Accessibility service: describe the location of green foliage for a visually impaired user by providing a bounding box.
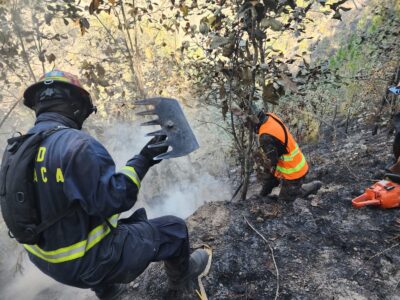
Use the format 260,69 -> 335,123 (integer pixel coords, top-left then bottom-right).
367,15 -> 383,34
280,0 -> 400,142
328,34 -> 368,75
177,0 -> 353,199
2,0 -> 396,201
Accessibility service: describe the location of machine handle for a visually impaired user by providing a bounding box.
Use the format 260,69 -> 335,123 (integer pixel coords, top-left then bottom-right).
385,173 -> 400,184
352,194 -> 380,208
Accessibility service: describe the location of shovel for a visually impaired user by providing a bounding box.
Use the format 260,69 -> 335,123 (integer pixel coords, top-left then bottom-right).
135,97 -> 199,160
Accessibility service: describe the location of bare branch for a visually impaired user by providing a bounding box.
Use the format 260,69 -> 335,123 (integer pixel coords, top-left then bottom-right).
367,243 -> 400,261
0,98 -> 22,130
11,4 -> 37,82
244,216 -> 280,300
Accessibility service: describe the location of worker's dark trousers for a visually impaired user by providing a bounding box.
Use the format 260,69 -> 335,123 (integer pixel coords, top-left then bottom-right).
260,175 -> 304,201
279,178 -> 304,201
91,213 -> 190,297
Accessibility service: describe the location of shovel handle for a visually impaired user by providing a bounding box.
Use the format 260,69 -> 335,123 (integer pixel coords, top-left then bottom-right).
352,194 -> 380,208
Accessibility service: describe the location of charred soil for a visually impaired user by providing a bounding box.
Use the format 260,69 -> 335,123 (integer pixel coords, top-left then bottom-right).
122,120 -> 400,300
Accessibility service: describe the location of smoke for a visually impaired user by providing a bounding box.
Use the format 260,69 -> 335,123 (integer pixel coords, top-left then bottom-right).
95,111 -> 232,219
2,255 -> 92,300
0,106 -> 232,299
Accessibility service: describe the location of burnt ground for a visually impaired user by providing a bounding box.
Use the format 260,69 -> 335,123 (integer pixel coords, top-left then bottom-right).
118,118 -> 400,300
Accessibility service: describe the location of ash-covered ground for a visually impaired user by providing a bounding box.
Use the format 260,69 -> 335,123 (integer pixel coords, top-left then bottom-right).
118,119 -> 400,300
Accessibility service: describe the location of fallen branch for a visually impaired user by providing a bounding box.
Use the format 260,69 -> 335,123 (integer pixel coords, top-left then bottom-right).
244,216 -> 279,300
342,162 -> 363,181
353,242 -> 400,279
394,278 -> 400,293
386,234 -> 400,243
366,242 -> 400,261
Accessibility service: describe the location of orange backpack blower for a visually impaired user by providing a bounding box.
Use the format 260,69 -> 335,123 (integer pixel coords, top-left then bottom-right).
352,179 -> 400,209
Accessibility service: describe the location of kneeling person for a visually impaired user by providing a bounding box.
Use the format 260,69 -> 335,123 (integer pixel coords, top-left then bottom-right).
255,111 -> 318,201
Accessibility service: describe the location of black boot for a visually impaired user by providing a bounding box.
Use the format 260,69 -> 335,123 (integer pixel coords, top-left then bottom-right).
92,283 -> 126,300
301,180 -> 322,198
166,249 -> 209,291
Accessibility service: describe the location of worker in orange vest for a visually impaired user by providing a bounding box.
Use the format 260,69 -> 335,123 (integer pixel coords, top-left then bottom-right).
255,111 -> 318,201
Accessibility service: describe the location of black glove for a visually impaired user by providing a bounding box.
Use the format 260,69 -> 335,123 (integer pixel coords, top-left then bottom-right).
140,135 -> 168,166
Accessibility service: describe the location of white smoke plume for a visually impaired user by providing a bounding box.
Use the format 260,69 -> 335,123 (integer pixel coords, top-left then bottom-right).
99,119 -> 232,219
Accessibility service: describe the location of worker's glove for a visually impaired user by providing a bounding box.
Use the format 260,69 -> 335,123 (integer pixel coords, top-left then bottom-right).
389,86 -> 400,95
140,135 -> 168,166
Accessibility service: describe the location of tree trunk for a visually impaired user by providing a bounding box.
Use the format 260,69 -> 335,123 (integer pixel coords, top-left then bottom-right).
241,129 -> 254,201
120,1 -> 146,98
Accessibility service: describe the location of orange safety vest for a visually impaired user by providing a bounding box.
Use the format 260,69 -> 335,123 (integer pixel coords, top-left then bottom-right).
258,113 -> 309,180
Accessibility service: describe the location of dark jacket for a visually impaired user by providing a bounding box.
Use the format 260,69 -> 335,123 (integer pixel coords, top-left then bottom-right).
25,112 -> 155,287
259,115 -> 286,168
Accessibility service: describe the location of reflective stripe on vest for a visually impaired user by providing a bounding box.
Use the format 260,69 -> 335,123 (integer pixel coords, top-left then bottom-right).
280,145 -> 299,162
120,166 -> 141,189
276,155 -> 306,174
23,214 -> 119,263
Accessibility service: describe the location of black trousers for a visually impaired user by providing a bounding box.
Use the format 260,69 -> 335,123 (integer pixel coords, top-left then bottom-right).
261,175 -> 304,201
92,211 -> 190,295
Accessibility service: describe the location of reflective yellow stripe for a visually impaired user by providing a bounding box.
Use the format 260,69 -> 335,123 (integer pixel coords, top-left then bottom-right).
23,214 -> 119,263
120,166 -> 141,189
281,145 -> 300,162
276,155 -> 306,174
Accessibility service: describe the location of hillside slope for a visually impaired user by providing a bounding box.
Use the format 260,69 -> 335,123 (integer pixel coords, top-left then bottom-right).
2,1 -> 400,299
110,116 -> 399,300
112,1 -> 400,298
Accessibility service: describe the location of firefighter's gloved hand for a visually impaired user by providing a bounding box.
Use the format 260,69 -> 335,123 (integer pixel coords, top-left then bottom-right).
140,135 -> 168,166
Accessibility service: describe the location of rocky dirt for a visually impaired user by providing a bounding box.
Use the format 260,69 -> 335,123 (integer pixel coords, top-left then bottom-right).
118,119 -> 400,300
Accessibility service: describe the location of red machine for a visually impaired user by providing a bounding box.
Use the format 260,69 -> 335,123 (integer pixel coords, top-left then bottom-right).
352,180 -> 400,208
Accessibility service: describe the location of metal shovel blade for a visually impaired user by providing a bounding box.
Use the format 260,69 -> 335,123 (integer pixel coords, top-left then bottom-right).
136,97 -> 199,160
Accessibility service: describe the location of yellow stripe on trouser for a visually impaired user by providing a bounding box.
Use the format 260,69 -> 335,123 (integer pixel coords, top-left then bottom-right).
119,166 -> 141,189
24,214 -> 119,263
276,155 -> 306,175
281,145 -> 299,162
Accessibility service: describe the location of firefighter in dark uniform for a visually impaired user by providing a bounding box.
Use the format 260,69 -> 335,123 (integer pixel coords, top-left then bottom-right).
255,111 -> 319,201
21,70 -> 209,299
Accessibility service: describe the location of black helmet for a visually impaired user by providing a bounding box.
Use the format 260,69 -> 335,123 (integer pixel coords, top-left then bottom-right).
24,70 -> 96,116
23,70 -> 96,127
